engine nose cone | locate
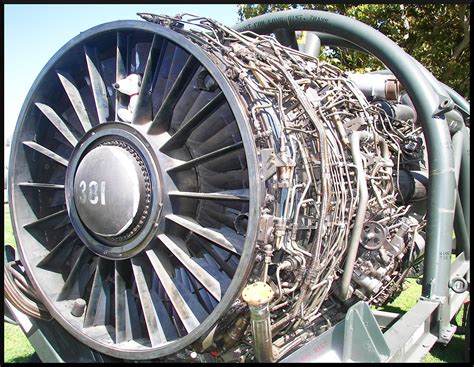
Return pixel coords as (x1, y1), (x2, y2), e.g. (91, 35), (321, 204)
(74, 144), (144, 238)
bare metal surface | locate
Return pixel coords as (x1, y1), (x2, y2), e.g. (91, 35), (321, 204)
(57, 71), (93, 133)
(84, 45), (110, 123)
(146, 248), (200, 333)
(384, 300), (439, 362)
(158, 234), (222, 300)
(22, 141), (69, 167)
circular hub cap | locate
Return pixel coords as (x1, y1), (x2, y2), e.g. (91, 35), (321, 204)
(64, 124), (160, 260)
(74, 144), (145, 238)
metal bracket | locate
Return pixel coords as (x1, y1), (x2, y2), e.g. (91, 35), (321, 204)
(257, 213), (275, 244)
(342, 301), (391, 362)
(260, 148), (288, 181)
(281, 301), (390, 362)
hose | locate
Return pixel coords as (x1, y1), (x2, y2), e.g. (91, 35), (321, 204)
(4, 259), (51, 321)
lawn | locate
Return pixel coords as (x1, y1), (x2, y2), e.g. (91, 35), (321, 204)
(3, 204), (468, 363)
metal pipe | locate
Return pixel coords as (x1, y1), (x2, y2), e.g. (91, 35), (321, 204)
(452, 131), (463, 186)
(347, 73), (400, 100)
(441, 82), (470, 114)
(223, 314), (250, 350)
(459, 125), (470, 237)
(312, 34), (470, 246)
(315, 37), (470, 241)
(442, 88), (469, 244)
(451, 129), (469, 259)
(242, 282), (278, 362)
(313, 33), (454, 104)
(454, 194), (470, 260)
(444, 109), (464, 134)
(340, 130), (370, 300)
(304, 31), (321, 58)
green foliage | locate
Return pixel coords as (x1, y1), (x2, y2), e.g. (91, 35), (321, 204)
(4, 204), (16, 248)
(238, 4), (470, 100)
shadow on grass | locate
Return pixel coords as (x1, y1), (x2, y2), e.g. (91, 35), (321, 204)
(429, 335), (467, 363)
(8, 353), (41, 363)
(376, 304), (406, 314)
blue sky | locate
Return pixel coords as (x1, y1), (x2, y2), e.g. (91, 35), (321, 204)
(4, 4), (241, 148)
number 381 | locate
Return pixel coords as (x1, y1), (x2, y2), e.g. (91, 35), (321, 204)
(78, 180), (106, 205)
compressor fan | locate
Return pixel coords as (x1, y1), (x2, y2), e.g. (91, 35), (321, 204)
(8, 20), (259, 359)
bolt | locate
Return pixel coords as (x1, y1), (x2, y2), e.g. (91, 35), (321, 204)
(440, 99), (450, 109)
(71, 298), (86, 317)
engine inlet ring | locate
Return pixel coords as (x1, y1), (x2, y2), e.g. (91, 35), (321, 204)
(8, 20), (260, 359)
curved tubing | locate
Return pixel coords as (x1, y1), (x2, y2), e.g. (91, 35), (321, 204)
(340, 131), (370, 300)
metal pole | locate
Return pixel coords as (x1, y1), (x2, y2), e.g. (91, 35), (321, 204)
(459, 126), (470, 237)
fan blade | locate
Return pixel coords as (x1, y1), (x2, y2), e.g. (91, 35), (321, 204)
(158, 234), (222, 300)
(84, 45), (109, 123)
(22, 141), (68, 167)
(168, 189), (249, 202)
(156, 92), (225, 147)
(146, 249), (200, 333)
(149, 55), (200, 132)
(167, 142), (243, 173)
(132, 36), (164, 125)
(57, 70), (93, 133)
(35, 103), (78, 147)
(131, 257), (168, 346)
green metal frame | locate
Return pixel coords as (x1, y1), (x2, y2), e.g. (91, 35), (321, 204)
(282, 253), (469, 362)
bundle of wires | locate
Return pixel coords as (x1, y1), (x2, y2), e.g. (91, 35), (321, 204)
(4, 246), (51, 321)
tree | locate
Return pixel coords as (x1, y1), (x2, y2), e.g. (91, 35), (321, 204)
(238, 4), (470, 100)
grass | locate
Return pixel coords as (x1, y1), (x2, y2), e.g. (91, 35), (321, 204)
(4, 204), (15, 249)
(3, 204), (468, 362)
(4, 323), (36, 363)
